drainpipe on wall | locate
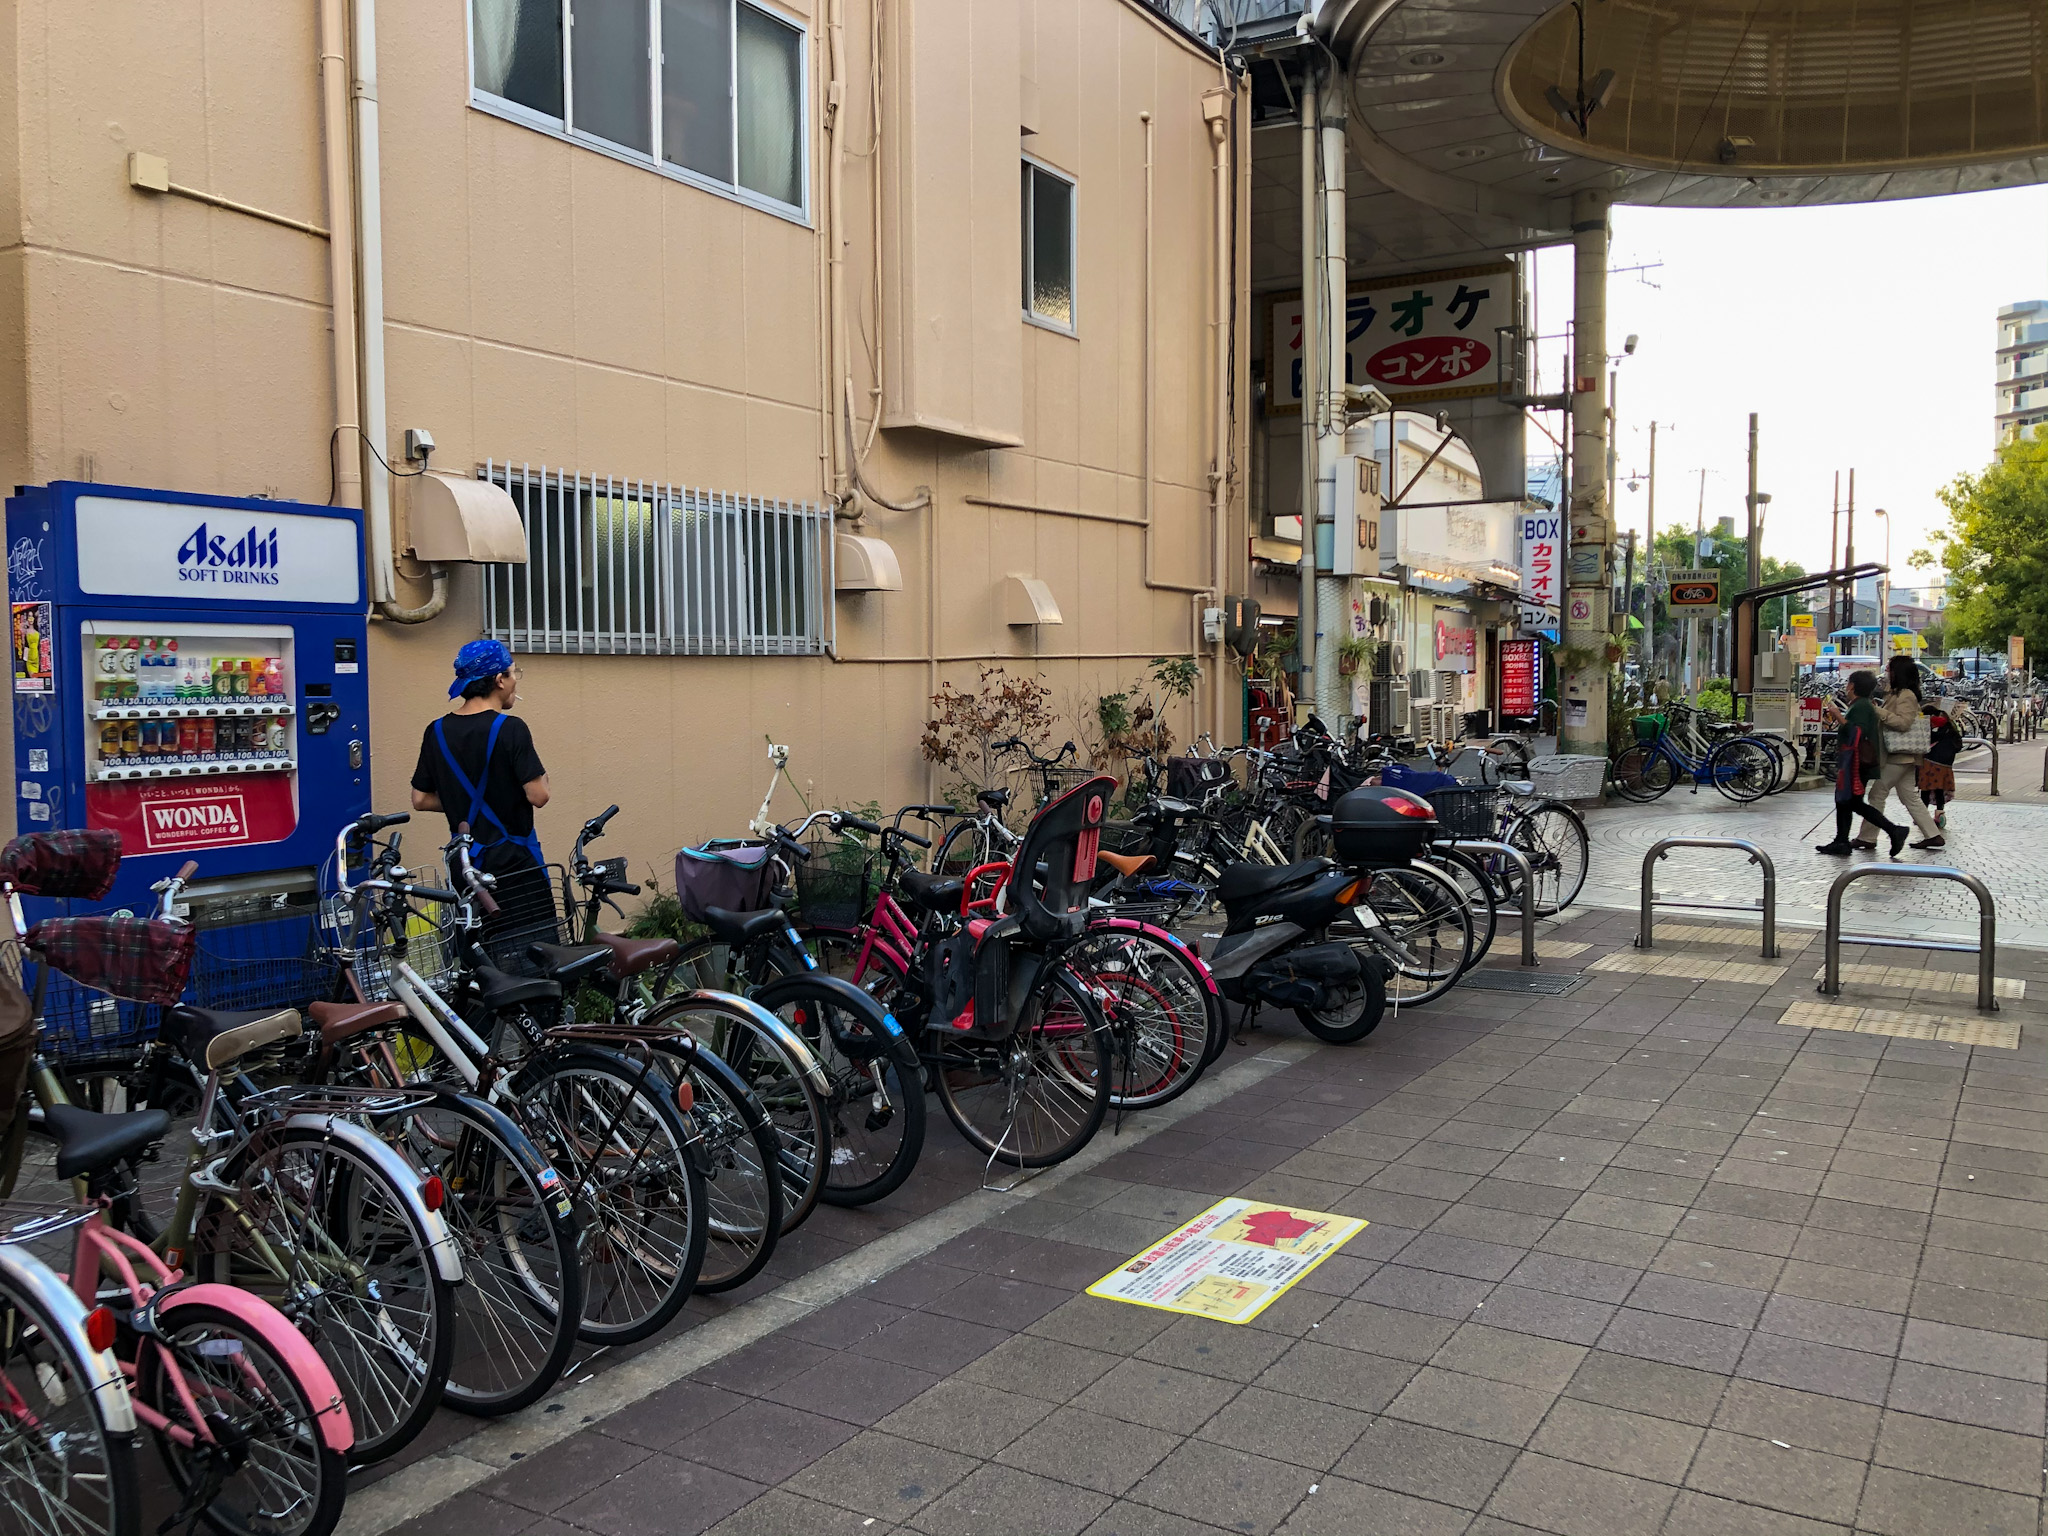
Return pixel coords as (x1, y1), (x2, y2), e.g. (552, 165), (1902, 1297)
(351, 0), (447, 623)
(1205, 87), (1231, 747)
(317, 0), (361, 514)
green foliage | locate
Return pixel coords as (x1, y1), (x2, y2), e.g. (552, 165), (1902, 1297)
(1647, 530), (1806, 618)
(1149, 656), (1200, 700)
(1928, 431), (2048, 659)
(620, 871), (703, 946)
(1697, 676), (1734, 719)
(1095, 690), (1133, 740)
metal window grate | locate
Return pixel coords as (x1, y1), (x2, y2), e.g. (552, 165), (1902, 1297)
(480, 462), (832, 657)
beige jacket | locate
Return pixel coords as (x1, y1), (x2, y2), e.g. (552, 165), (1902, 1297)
(1876, 687), (1925, 762)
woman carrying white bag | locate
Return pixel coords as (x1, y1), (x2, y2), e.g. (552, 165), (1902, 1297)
(1866, 655), (1945, 851)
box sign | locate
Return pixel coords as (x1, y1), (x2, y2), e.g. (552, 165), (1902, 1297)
(2010, 635), (2026, 669)
(1789, 612), (1814, 628)
(1268, 262), (1516, 412)
(85, 774), (297, 854)
(74, 496), (362, 606)
(1668, 568), (1721, 609)
(1518, 508), (1560, 619)
(1500, 638), (1539, 718)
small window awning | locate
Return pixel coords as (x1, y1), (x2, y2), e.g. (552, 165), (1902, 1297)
(406, 473), (528, 564)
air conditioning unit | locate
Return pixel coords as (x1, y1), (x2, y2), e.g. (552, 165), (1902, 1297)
(1438, 671), (1462, 708)
(1410, 702), (1435, 739)
(1369, 678), (1409, 736)
(1409, 669), (1435, 702)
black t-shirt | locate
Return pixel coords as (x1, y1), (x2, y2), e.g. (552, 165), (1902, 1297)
(411, 710), (547, 856)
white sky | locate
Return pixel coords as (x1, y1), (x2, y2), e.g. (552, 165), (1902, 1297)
(1527, 186), (2048, 596)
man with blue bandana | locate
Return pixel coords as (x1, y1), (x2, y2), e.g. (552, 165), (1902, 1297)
(410, 638), (555, 949)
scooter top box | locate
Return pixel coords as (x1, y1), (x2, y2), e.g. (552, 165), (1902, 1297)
(1330, 786), (1438, 868)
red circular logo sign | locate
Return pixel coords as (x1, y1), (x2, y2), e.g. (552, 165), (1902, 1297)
(1086, 795), (1103, 824)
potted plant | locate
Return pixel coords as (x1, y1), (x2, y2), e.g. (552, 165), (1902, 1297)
(1337, 634), (1376, 677)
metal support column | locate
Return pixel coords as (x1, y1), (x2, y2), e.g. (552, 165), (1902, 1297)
(1559, 190), (1611, 756)
(1312, 60), (1349, 723)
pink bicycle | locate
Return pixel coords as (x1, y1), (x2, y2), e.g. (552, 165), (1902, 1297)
(1, 1194), (351, 1536)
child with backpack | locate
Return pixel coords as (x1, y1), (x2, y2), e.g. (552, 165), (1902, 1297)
(1919, 704), (1963, 830)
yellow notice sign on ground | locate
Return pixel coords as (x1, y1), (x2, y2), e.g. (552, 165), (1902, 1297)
(1086, 1198), (1366, 1324)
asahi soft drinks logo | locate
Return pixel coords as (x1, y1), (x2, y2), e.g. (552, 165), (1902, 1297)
(176, 523), (281, 587)
(141, 791), (250, 851)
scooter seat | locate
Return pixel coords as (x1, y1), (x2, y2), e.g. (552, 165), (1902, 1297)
(1217, 859), (1332, 907)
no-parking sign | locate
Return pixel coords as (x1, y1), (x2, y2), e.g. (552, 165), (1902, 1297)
(1669, 568), (1721, 609)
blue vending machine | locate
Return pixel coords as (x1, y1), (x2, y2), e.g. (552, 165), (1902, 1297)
(6, 482), (372, 937)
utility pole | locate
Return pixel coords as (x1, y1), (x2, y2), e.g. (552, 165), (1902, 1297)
(1644, 421), (1658, 679)
(1690, 468), (1707, 694)
(1845, 468), (1857, 636)
(1745, 414), (1761, 592)
(1296, 68), (1318, 719)
(1830, 472), (1841, 636)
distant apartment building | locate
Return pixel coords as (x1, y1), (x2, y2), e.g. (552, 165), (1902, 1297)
(1998, 300), (2048, 443)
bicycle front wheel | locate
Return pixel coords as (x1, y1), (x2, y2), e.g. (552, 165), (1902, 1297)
(520, 1048), (706, 1345)
(203, 1126), (454, 1465)
(136, 1300), (348, 1536)
(932, 969), (1110, 1168)
(1502, 800), (1590, 916)
(1067, 926), (1219, 1111)
(0, 1267), (139, 1536)
(1338, 863), (1475, 1008)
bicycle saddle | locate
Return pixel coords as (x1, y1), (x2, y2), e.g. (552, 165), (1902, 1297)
(1097, 850), (1156, 879)
(308, 999), (408, 1047)
(977, 787), (1011, 809)
(586, 932), (679, 979)
(472, 965), (562, 1012)
(701, 907), (786, 947)
(41, 1102), (172, 1180)
(897, 869), (965, 913)
(526, 942), (615, 988)
(169, 1005), (304, 1072)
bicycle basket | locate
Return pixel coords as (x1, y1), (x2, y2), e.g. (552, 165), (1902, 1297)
(793, 828), (872, 929)
(1165, 757), (1233, 800)
(1426, 785), (1499, 839)
(675, 840), (773, 920)
(25, 916), (196, 1006)
(0, 829), (121, 899)
(1631, 713), (1666, 744)
(1023, 764), (1098, 805)
(1525, 755), (1609, 801)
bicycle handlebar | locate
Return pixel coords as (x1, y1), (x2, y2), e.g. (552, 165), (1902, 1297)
(449, 824), (501, 915)
(832, 812), (883, 837)
(890, 827), (932, 850)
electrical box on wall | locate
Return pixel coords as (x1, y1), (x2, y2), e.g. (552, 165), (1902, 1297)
(1323, 455), (1382, 578)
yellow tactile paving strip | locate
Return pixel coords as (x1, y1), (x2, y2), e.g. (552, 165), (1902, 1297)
(1777, 999), (2021, 1050)
(1590, 952), (1789, 986)
(1808, 963), (2026, 1000)
(1647, 923), (1815, 949)
(1534, 940), (1590, 959)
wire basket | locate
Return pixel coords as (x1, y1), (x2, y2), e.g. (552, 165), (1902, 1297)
(26, 911), (341, 1058)
(1426, 785), (1500, 840)
(1525, 755), (1609, 801)
(793, 829), (873, 930)
(1022, 764), (1099, 806)
(318, 876), (461, 1003)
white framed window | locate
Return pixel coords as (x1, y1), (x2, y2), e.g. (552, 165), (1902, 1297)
(469, 0), (809, 220)
(1021, 157), (1076, 334)
(480, 463), (831, 656)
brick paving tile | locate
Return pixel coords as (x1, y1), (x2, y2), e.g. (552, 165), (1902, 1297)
(1852, 1465), (2042, 1536)
(1708, 1380), (1880, 1459)
(1870, 1409), (2046, 1496)
(1194, 1385), (1372, 1471)
(703, 1489), (903, 1534)
(1079, 1500), (1238, 1536)
(1682, 1428), (1869, 1524)
(1335, 1417), (1521, 1509)
(1564, 1351), (1729, 1425)
(1126, 1441), (1319, 1536)
(876, 1378), (1058, 1459)
(1527, 1396), (1704, 1483)
(1656, 1490), (1848, 1536)
(1071, 1358), (1246, 1435)
(1882, 1360), (2047, 1435)
(671, 1398), (858, 1486)
(1430, 1324), (1586, 1392)
(1251, 1340), (1418, 1412)
(914, 1463), (1113, 1536)
(552, 1453), (765, 1536)
(1484, 1451), (1680, 1535)
(1895, 1317), (2048, 1381)
(993, 1405), (1179, 1495)
(1272, 1476), (1470, 1536)
(482, 1429), (652, 1513)
(1382, 1366), (1558, 1446)
(785, 1431), (978, 1520)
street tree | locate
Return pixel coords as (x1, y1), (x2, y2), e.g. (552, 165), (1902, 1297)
(1919, 431), (2048, 661)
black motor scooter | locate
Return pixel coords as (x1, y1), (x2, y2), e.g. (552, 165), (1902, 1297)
(1205, 859), (1390, 1043)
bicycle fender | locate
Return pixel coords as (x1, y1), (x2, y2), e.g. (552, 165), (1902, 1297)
(418, 1086), (579, 1226)
(0, 1244), (137, 1434)
(673, 986), (833, 1098)
(154, 1281), (354, 1452)
(281, 1113), (467, 1286)
(1083, 916), (1221, 995)
(749, 972), (917, 1069)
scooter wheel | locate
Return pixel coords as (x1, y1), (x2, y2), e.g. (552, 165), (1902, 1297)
(1293, 961), (1387, 1045)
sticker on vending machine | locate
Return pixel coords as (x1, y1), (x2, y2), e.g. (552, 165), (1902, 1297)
(11, 601), (52, 694)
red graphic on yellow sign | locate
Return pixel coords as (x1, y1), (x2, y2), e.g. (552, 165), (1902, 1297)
(1087, 1198), (1366, 1324)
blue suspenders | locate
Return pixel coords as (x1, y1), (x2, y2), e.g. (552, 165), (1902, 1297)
(433, 714), (544, 866)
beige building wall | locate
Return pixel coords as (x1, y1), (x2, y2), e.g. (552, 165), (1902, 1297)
(0, 0), (1248, 886)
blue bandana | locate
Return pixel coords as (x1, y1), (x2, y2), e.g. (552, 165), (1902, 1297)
(448, 638), (515, 698)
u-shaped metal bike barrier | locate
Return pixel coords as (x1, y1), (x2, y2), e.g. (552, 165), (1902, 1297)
(1635, 838), (1779, 959)
(1959, 736), (1999, 797)
(1820, 864), (1999, 1013)
(1436, 838), (1538, 967)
